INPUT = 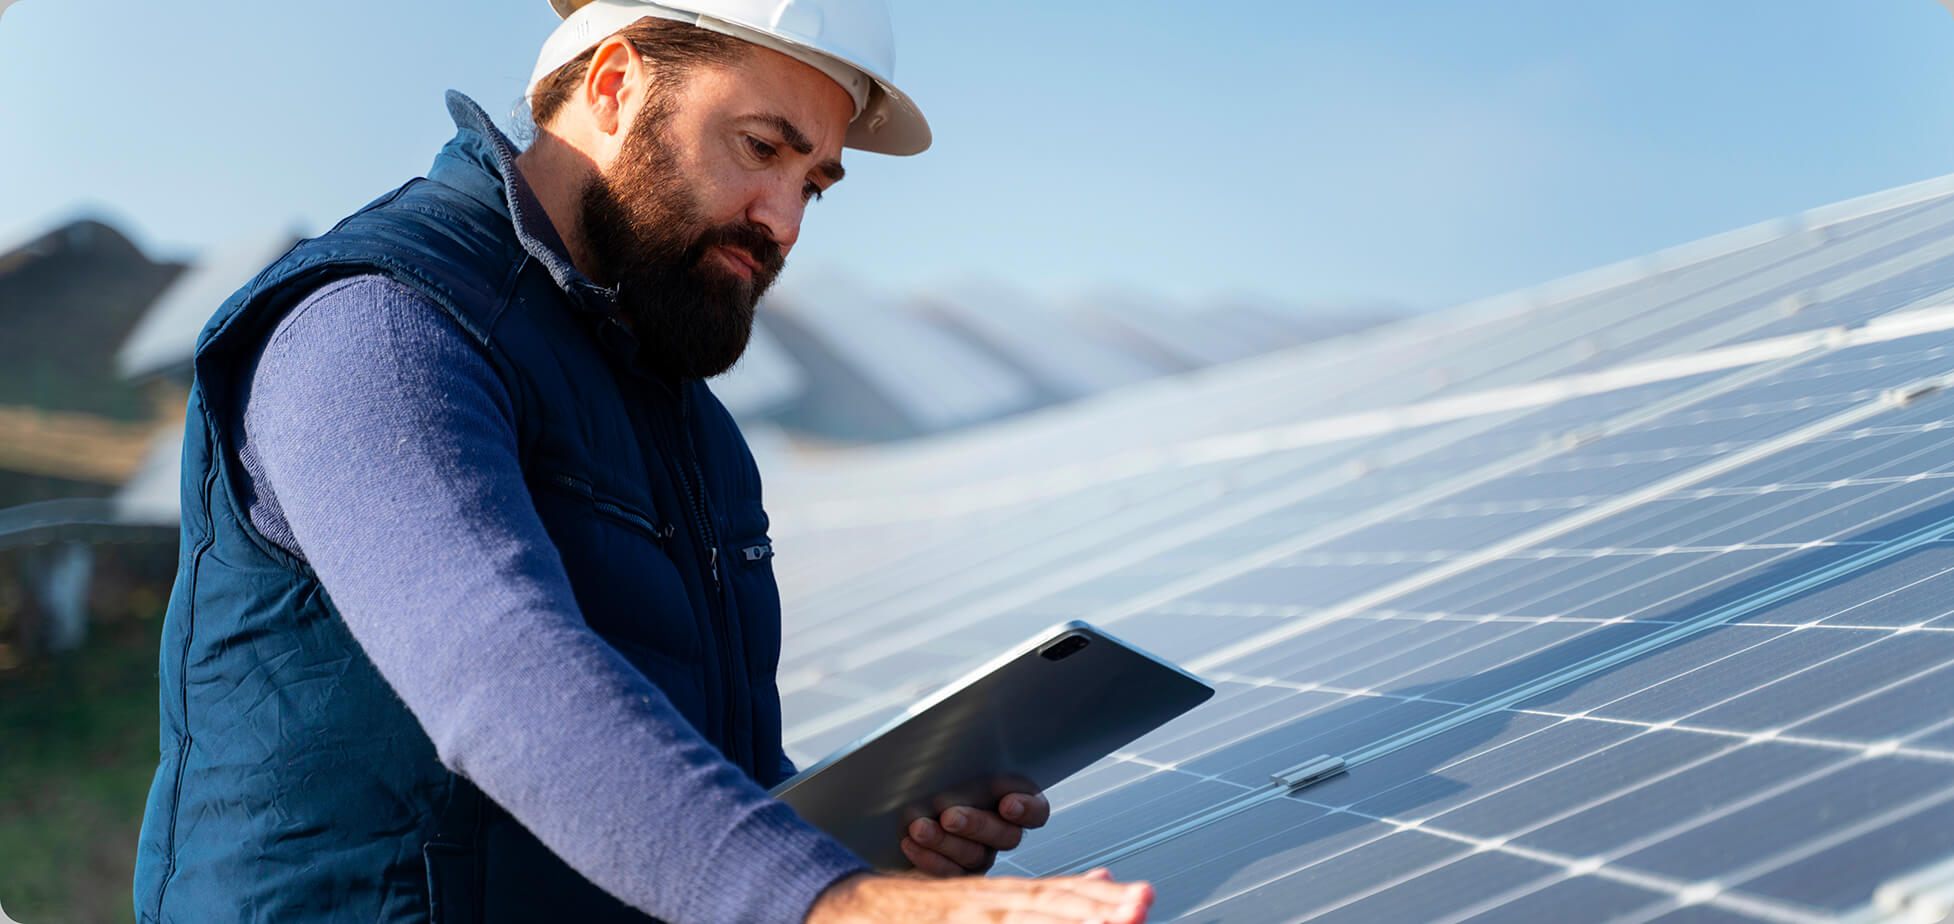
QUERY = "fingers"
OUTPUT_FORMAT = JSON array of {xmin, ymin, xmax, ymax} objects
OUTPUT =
[
  {"xmin": 908, "ymin": 817, "xmax": 998, "ymax": 873},
  {"xmin": 900, "ymin": 835, "xmax": 967, "ymax": 877},
  {"xmin": 813, "ymin": 869, "xmax": 1154, "ymax": 924},
  {"xmin": 998, "ymin": 791, "xmax": 1052, "ymax": 830},
  {"xmin": 940, "ymin": 805, "xmax": 1026, "ymax": 850},
  {"xmin": 982, "ymin": 874, "xmax": 1153, "ymax": 924}
]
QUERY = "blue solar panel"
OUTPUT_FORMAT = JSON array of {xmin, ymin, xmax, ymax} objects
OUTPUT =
[{"xmin": 770, "ymin": 181, "xmax": 1954, "ymax": 922}]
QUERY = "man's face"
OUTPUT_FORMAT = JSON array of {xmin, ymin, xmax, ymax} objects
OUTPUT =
[{"xmin": 577, "ymin": 45, "xmax": 853, "ymax": 382}]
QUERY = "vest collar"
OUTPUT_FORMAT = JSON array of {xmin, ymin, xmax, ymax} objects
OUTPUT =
[
  {"xmin": 431, "ymin": 91, "xmax": 626, "ymax": 313},
  {"xmin": 433, "ymin": 91, "xmax": 680, "ymax": 390}
]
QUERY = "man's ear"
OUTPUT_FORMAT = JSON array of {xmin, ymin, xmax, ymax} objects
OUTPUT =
[{"xmin": 581, "ymin": 35, "xmax": 642, "ymax": 137}]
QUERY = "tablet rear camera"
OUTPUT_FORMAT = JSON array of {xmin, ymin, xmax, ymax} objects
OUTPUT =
[{"xmin": 1041, "ymin": 635, "xmax": 1091, "ymax": 661}]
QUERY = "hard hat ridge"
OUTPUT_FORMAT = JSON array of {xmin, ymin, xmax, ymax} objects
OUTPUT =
[{"xmin": 531, "ymin": 0, "xmax": 930, "ymax": 156}]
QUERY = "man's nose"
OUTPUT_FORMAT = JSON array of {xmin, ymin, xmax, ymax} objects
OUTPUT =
[{"xmin": 745, "ymin": 184, "xmax": 804, "ymax": 253}]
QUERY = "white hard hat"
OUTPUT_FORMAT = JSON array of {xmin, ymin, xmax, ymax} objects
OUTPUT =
[{"xmin": 530, "ymin": 0, "xmax": 930, "ymax": 156}]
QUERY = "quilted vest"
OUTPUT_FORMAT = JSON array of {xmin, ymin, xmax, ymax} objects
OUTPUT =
[{"xmin": 134, "ymin": 92, "xmax": 789, "ymax": 923}]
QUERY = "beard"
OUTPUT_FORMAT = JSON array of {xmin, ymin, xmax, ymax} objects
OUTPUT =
[{"xmin": 576, "ymin": 99, "xmax": 785, "ymax": 381}]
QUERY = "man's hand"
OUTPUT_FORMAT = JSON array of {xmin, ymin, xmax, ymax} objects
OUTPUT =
[
  {"xmin": 901, "ymin": 791, "xmax": 1052, "ymax": 876},
  {"xmin": 806, "ymin": 868, "xmax": 1152, "ymax": 924}
]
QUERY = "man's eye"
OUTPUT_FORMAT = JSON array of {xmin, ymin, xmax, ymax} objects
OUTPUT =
[
  {"xmin": 747, "ymin": 136, "xmax": 777, "ymax": 159},
  {"xmin": 803, "ymin": 181, "xmax": 824, "ymax": 203}
]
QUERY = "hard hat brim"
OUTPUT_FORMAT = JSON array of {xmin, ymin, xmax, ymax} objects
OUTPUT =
[{"xmin": 847, "ymin": 76, "xmax": 930, "ymax": 156}]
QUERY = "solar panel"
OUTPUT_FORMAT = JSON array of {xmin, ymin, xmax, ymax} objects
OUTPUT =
[{"xmin": 769, "ymin": 178, "xmax": 1954, "ymax": 921}]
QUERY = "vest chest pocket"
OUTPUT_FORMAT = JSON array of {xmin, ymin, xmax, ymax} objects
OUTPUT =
[
  {"xmin": 724, "ymin": 504, "xmax": 783, "ymax": 676},
  {"xmin": 532, "ymin": 469, "xmax": 703, "ymax": 664}
]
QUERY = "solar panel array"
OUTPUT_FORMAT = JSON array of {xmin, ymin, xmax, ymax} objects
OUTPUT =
[{"xmin": 761, "ymin": 175, "xmax": 1954, "ymax": 922}]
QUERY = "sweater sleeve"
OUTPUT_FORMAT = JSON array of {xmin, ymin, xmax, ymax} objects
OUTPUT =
[{"xmin": 238, "ymin": 274, "xmax": 865, "ymax": 923}]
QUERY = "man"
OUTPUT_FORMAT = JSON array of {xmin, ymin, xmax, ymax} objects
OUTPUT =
[{"xmin": 132, "ymin": 1, "xmax": 1154, "ymax": 922}]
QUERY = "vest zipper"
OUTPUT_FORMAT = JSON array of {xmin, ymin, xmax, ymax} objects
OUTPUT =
[{"xmin": 676, "ymin": 393, "xmax": 741, "ymax": 764}]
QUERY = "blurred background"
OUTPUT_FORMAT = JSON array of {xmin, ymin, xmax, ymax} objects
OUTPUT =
[{"xmin": 5, "ymin": 1, "xmax": 1954, "ymax": 920}]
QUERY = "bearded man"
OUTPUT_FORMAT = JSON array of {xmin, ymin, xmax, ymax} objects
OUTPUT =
[{"xmin": 132, "ymin": 1, "xmax": 1153, "ymax": 922}]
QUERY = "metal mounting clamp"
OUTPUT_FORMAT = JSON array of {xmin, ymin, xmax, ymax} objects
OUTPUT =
[{"xmin": 1270, "ymin": 755, "xmax": 1346, "ymax": 790}]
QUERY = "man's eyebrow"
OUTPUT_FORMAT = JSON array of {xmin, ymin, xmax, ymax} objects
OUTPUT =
[
  {"xmin": 745, "ymin": 113, "xmax": 846, "ymax": 184},
  {"xmin": 750, "ymin": 113, "xmax": 815, "ymax": 155}
]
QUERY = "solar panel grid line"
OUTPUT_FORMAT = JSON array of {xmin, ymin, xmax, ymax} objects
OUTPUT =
[
  {"xmin": 1706, "ymin": 620, "xmax": 1954, "ymax": 633},
  {"xmin": 1183, "ymin": 373, "xmax": 1954, "ymax": 677},
  {"xmin": 1050, "ymin": 497, "xmax": 1954, "ymax": 880},
  {"xmin": 1511, "ymin": 701, "xmax": 1954, "ymax": 765},
  {"xmin": 1281, "ymin": 541, "xmax": 1878, "ymax": 568}
]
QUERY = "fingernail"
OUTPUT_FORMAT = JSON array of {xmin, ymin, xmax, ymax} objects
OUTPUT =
[
  {"xmin": 1002, "ymin": 798, "xmax": 1023, "ymax": 820},
  {"xmin": 945, "ymin": 810, "xmax": 967, "ymax": 833},
  {"xmin": 910, "ymin": 818, "xmax": 933, "ymax": 843}
]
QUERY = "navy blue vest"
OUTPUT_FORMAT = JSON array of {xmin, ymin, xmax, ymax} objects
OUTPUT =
[{"xmin": 134, "ymin": 93, "xmax": 790, "ymax": 923}]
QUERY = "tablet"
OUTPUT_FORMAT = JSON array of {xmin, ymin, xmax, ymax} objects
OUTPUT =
[{"xmin": 770, "ymin": 620, "xmax": 1215, "ymax": 870}]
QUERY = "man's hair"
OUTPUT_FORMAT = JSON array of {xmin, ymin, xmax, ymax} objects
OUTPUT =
[{"xmin": 529, "ymin": 18, "xmax": 746, "ymax": 129}]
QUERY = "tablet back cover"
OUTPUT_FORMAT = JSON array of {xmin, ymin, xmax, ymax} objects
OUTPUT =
[{"xmin": 772, "ymin": 622, "xmax": 1213, "ymax": 869}]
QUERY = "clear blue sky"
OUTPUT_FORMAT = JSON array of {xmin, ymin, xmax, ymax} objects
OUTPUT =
[{"xmin": 4, "ymin": 0, "xmax": 1953, "ymax": 310}]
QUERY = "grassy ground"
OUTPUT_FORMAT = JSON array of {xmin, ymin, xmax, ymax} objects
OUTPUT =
[{"xmin": 0, "ymin": 609, "xmax": 161, "ymax": 924}]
